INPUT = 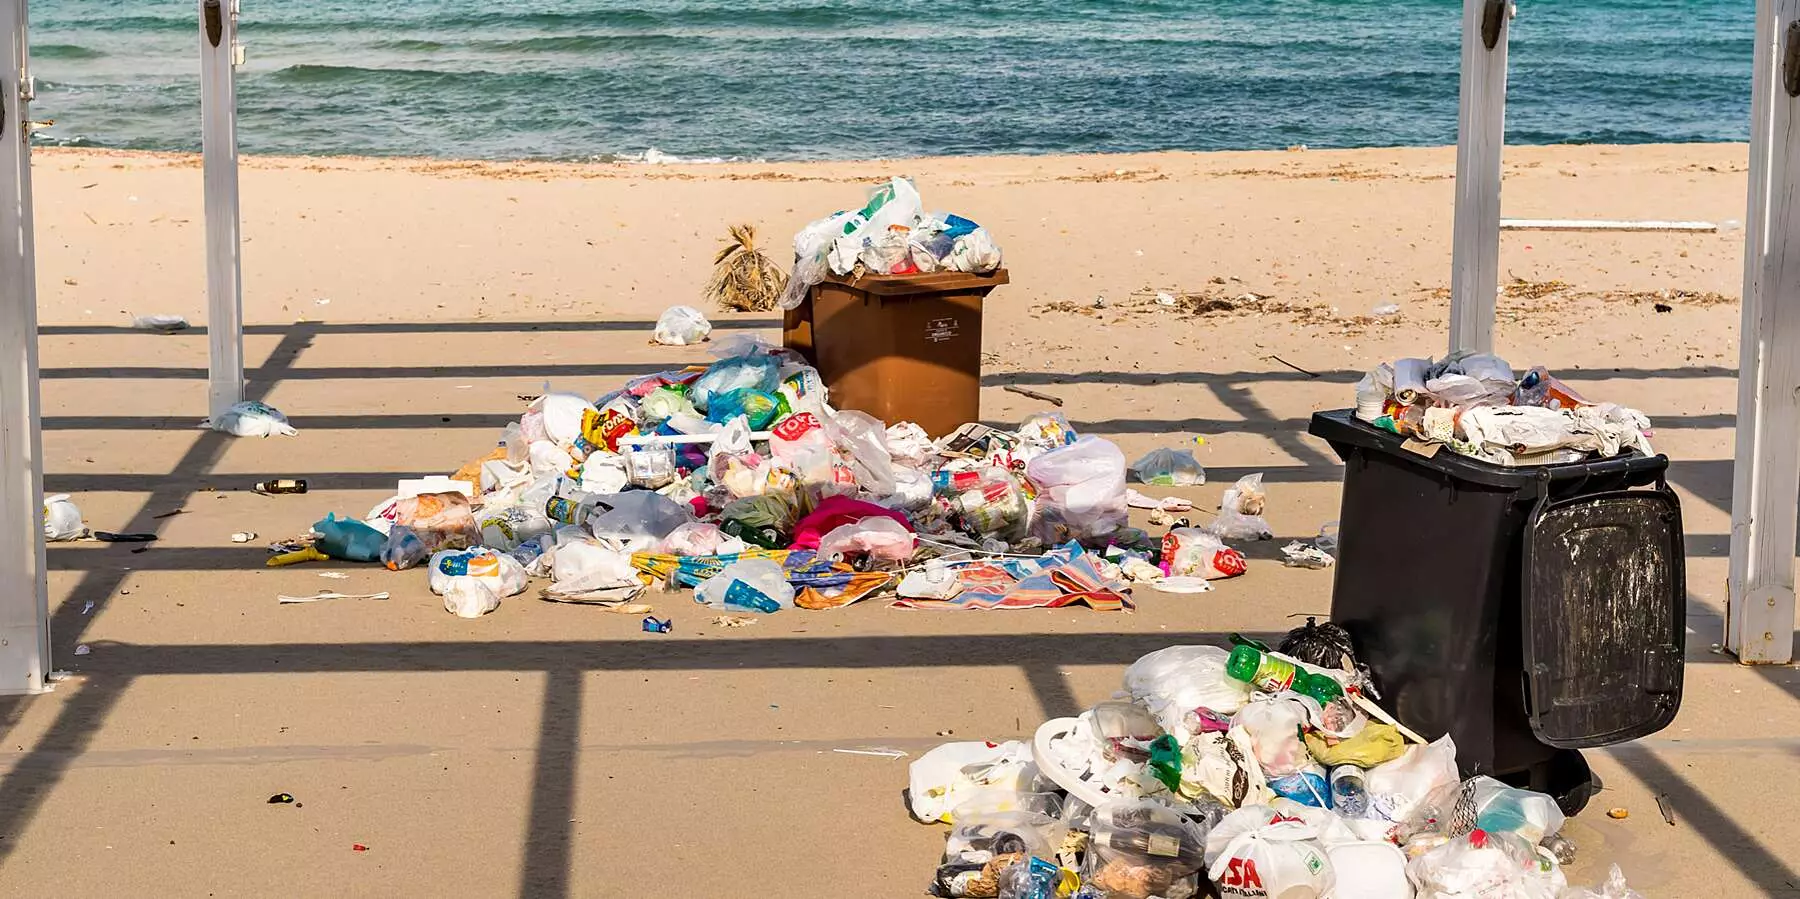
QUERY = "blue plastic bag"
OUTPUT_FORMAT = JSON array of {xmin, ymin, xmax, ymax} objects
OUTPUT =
[
  {"xmin": 314, "ymin": 513, "xmax": 386, "ymax": 563},
  {"xmin": 706, "ymin": 388, "xmax": 784, "ymax": 430},
  {"xmin": 690, "ymin": 353, "xmax": 778, "ymax": 412}
]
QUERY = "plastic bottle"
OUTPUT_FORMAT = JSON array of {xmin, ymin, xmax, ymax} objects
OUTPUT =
[
  {"xmin": 1225, "ymin": 637, "xmax": 1345, "ymax": 704},
  {"xmin": 1330, "ymin": 765, "xmax": 1370, "ymax": 818},
  {"xmin": 255, "ymin": 478, "xmax": 308, "ymax": 495}
]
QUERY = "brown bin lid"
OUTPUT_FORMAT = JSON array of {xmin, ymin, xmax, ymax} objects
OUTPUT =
[{"xmin": 821, "ymin": 268, "xmax": 1009, "ymax": 296}]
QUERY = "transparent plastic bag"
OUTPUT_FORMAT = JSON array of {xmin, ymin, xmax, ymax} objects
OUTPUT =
[
  {"xmin": 694, "ymin": 558, "xmax": 795, "ymax": 613},
  {"xmin": 1563, "ymin": 865, "xmax": 1644, "ymax": 899},
  {"xmin": 1160, "ymin": 528, "xmax": 1246, "ymax": 580},
  {"xmin": 816, "ymin": 517, "xmax": 915, "ymax": 564},
  {"xmin": 1234, "ymin": 697, "xmax": 1313, "ymax": 777},
  {"xmin": 1027, "ymin": 436, "xmax": 1129, "ymax": 544},
  {"xmin": 1130, "ymin": 448, "xmax": 1205, "ymax": 487},
  {"xmin": 1122, "ymin": 645, "xmax": 1251, "ymax": 736},
  {"xmin": 691, "ymin": 349, "xmax": 780, "ymax": 413},
  {"xmin": 1207, "ymin": 473, "xmax": 1272, "ymax": 540},
  {"xmin": 828, "ymin": 409, "xmax": 897, "ymax": 498},
  {"xmin": 652, "ymin": 304, "xmax": 712, "ymax": 346},
  {"xmin": 588, "ymin": 490, "xmax": 693, "ymax": 542},
  {"xmin": 1366, "ymin": 736, "xmax": 1459, "ymax": 826},
  {"xmin": 1406, "ymin": 829, "xmax": 1565, "ymax": 899},
  {"xmin": 908, "ymin": 740, "xmax": 1043, "ymax": 824},
  {"xmin": 1084, "ymin": 799, "xmax": 1210, "ymax": 899},
  {"xmin": 381, "ymin": 525, "xmax": 428, "ymax": 571}
]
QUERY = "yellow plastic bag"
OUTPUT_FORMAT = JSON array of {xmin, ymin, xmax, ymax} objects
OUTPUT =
[{"xmin": 1304, "ymin": 722, "xmax": 1406, "ymax": 768}]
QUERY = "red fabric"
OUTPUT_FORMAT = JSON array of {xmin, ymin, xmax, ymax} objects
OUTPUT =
[{"xmin": 789, "ymin": 495, "xmax": 912, "ymax": 550}]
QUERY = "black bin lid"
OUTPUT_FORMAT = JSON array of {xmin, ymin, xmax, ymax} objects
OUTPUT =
[{"xmin": 1521, "ymin": 489, "xmax": 1686, "ymax": 748}]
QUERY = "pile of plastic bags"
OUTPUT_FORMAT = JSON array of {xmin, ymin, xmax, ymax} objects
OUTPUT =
[
  {"xmin": 277, "ymin": 329, "xmax": 1268, "ymax": 617},
  {"xmin": 907, "ymin": 623, "xmax": 1643, "ymax": 899},
  {"xmin": 781, "ymin": 177, "xmax": 1005, "ymax": 309},
  {"xmin": 1354, "ymin": 352, "xmax": 1654, "ymax": 466}
]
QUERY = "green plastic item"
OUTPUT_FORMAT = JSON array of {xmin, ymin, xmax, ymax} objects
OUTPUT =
[
  {"xmin": 1148, "ymin": 734, "xmax": 1184, "ymax": 794},
  {"xmin": 1226, "ymin": 634, "xmax": 1344, "ymax": 705}
]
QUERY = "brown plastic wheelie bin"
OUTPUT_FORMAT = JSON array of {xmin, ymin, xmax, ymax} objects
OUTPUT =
[{"xmin": 783, "ymin": 269, "xmax": 1008, "ymax": 437}]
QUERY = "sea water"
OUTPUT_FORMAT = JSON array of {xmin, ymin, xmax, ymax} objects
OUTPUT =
[{"xmin": 29, "ymin": 0, "xmax": 1753, "ymax": 161}]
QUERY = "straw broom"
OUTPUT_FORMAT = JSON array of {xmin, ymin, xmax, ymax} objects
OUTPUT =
[{"xmin": 706, "ymin": 223, "xmax": 787, "ymax": 312}]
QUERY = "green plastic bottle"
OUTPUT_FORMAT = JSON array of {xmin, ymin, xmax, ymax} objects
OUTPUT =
[{"xmin": 1225, "ymin": 635, "xmax": 1345, "ymax": 705}]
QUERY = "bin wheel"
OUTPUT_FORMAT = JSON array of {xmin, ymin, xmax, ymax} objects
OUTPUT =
[{"xmin": 1546, "ymin": 748, "xmax": 1594, "ymax": 818}]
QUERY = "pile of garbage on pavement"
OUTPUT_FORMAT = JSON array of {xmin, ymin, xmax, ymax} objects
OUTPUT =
[
  {"xmin": 232, "ymin": 333, "xmax": 1266, "ymax": 619},
  {"xmin": 1354, "ymin": 353, "xmax": 1654, "ymax": 466},
  {"xmin": 908, "ymin": 621, "xmax": 1643, "ymax": 899}
]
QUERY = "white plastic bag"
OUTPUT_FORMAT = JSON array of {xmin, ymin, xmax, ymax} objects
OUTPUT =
[
  {"xmin": 655, "ymin": 521, "xmax": 744, "ymax": 557},
  {"xmin": 1122, "ymin": 646, "xmax": 1252, "ymax": 737},
  {"xmin": 1562, "ymin": 865, "xmax": 1644, "ymax": 899},
  {"xmin": 530, "ymin": 393, "xmax": 597, "ymax": 446},
  {"xmin": 587, "ymin": 490, "xmax": 693, "ymax": 542},
  {"xmin": 549, "ymin": 530, "xmax": 640, "ymax": 594},
  {"xmin": 948, "ymin": 227, "xmax": 1004, "ymax": 274},
  {"xmin": 886, "ymin": 421, "xmax": 936, "ymax": 468},
  {"xmin": 1326, "ymin": 841, "xmax": 1411, "ymax": 899},
  {"xmin": 1406, "ymin": 829, "xmax": 1565, "ymax": 899},
  {"xmin": 208, "ymin": 400, "xmax": 298, "ymax": 438},
  {"xmin": 1366, "ymin": 736, "xmax": 1460, "ymax": 825},
  {"xmin": 827, "ymin": 409, "xmax": 897, "ymax": 498},
  {"xmin": 1161, "ymin": 528, "xmax": 1248, "ymax": 580},
  {"xmin": 1234, "ymin": 697, "xmax": 1314, "ymax": 777},
  {"xmin": 1027, "ymin": 436, "xmax": 1129, "ymax": 544},
  {"xmin": 652, "ymin": 305, "xmax": 712, "ymax": 346},
  {"xmin": 42, "ymin": 494, "xmax": 84, "ymax": 541},
  {"xmin": 780, "ymin": 210, "xmax": 853, "ymax": 310},
  {"xmin": 908, "ymin": 740, "xmax": 1042, "ymax": 824},
  {"xmin": 1209, "ymin": 473, "xmax": 1273, "ymax": 540},
  {"xmin": 827, "ymin": 177, "xmax": 924, "ymax": 276},
  {"xmin": 427, "ymin": 548, "xmax": 528, "ymax": 618},
  {"xmin": 1130, "ymin": 447, "xmax": 1205, "ymax": 487},
  {"xmin": 816, "ymin": 517, "xmax": 915, "ymax": 563},
  {"xmin": 694, "ymin": 558, "xmax": 795, "ymax": 613},
  {"xmin": 1204, "ymin": 806, "xmax": 1335, "ymax": 899}
]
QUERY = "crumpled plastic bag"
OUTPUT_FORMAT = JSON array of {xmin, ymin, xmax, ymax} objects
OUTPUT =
[
  {"xmin": 652, "ymin": 304, "xmax": 712, "ymax": 346},
  {"xmin": 655, "ymin": 521, "xmax": 745, "ymax": 557},
  {"xmin": 1122, "ymin": 645, "xmax": 1251, "ymax": 738},
  {"xmin": 397, "ymin": 492, "xmax": 483, "ymax": 553},
  {"xmin": 43, "ymin": 494, "xmax": 84, "ymax": 541},
  {"xmin": 1208, "ymin": 473, "xmax": 1272, "ymax": 540},
  {"xmin": 908, "ymin": 740, "xmax": 1044, "ymax": 825},
  {"xmin": 691, "ymin": 341, "xmax": 780, "ymax": 413},
  {"xmin": 1406, "ymin": 828, "xmax": 1565, "ymax": 899},
  {"xmin": 587, "ymin": 490, "xmax": 693, "ymax": 542},
  {"xmin": 949, "ymin": 227, "xmax": 1004, "ymax": 274},
  {"xmin": 638, "ymin": 387, "xmax": 698, "ymax": 426},
  {"xmin": 1366, "ymin": 735, "xmax": 1459, "ymax": 826},
  {"xmin": 1204, "ymin": 807, "xmax": 1335, "ymax": 899},
  {"xmin": 1234, "ymin": 696, "xmax": 1314, "ymax": 777},
  {"xmin": 827, "ymin": 409, "xmax": 897, "ymax": 498},
  {"xmin": 428, "ymin": 548, "xmax": 528, "ymax": 618},
  {"xmin": 816, "ymin": 517, "xmax": 915, "ymax": 563},
  {"xmin": 381, "ymin": 525, "xmax": 428, "ymax": 571},
  {"xmin": 548, "ymin": 529, "xmax": 643, "ymax": 598},
  {"xmin": 478, "ymin": 503, "xmax": 555, "ymax": 553},
  {"xmin": 1161, "ymin": 528, "xmax": 1247, "ymax": 580},
  {"xmin": 826, "ymin": 177, "xmax": 924, "ymax": 276},
  {"xmin": 1086, "ymin": 799, "xmax": 1211, "ymax": 899},
  {"xmin": 886, "ymin": 421, "xmax": 936, "ymax": 468},
  {"xmin": 528, "ymin": 393, "xmax": 597, "ymax": 446},
  {"xmin": 207, "ymin": 400, "xmax": 298, "ymax": 438},
  {"xmin": 1028, "ymin": 436, "xmax": 1129, "ymax": 544},
  {"xmin": 1304, "ymin": 722, "xmax": 1406, "ymax": 769},
  {"xmin": 694, "ymin": 558, "xmax": 796, "ymax": 613},
  {"xmin": 1129, "ymin": 447, "xmax": 1205, "ymax": 487},
  {"xmin": 1562, "ymin": 865, "xmax": 1645, "ymax": 899}
]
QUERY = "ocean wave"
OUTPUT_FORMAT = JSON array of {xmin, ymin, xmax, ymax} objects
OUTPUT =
[
  {"xmin": 32, "ymin": 44, "xmax": 106, "ymax": 60},
  {"xmin": 368, "ymin": 38, "xmax": 449, "ymax": 52},
  {"xmin": 267, "ymin": 63, "xmax": 501, "ymax": 86}
]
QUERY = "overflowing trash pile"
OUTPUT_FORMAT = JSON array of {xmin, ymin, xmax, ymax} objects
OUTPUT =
[
  {"xmin": 266, "ymin": 334, "xmax": 1265, "ymax": 618},
  {"xmin": 781, "ymin": 176, "xmax": 1005, "ymax": 309},
  {"xmin": 908, "ymin": 622, "xmax": 1643, "ymax": 899},
  {"xmin": 1354, "ymin": 353, "xmax": 1654, "ymax": 466}
]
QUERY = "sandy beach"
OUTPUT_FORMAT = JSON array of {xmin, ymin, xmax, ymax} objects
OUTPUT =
[{"xmin": 3, "ymin": 143, "xmax": 1794, "ymax": 898}]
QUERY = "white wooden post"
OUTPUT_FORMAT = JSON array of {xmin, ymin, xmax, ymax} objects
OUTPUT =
[
  {"xmin": 1728, "ymin": 0, "xmax": 1800, "ymax": 665},
  {"xmin": 1447, "ymin": 0, "xmax": 1512, "ymax": 354},
  {"xmin": 200, "ymin": 0, "xmax": 243, "ymax": 421},
  {"xmin": 0, "ymin": 0, "xmax": 49, "ymax": 695}
]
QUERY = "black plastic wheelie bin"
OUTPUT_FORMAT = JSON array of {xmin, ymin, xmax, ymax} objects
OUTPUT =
[{"xmin": 1308, "ymin": 410, "xmax": 1686, "ymax": 816}]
